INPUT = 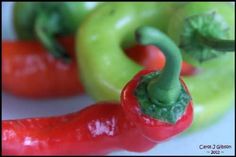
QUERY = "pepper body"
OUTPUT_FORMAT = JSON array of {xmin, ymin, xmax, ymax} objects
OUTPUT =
[
  {"xmin": 77, "ymin": 2, "xmax": 234, "ymax": 133},
  {"xmin": 167, "ymin": 2, "xmax": 235, "ymax": 132},
  {"xmin": 2, "ymin": 26, "xmax": 192, "ymax": 155},
  {"xmin": 3, "ymin": 27, "xmax": 192, "ymax": 154},
  {"xmin": 2, "ymin": 103, "xmax": 156, "ymax": 155},
  {"xmin": 124, "ymin": 26, "xmax": 193, "ymax": 141},
  {"xmin": 2, "ymin": 37, "xmax": 84, "ymax": 98},
  {"xmin": 183, "ymin": 54, "xmax": 234, "ymax": 132},
  {"xmin": 77, "ymin": 2, "xmax": 180, "ymax": 101},
  {"xmin": 168, "ymin": 2, "xmax": 235, "ymax": 64},
  {"xmin": 121, "ymin": 69, "xmax": 193, "ymax": 141}
]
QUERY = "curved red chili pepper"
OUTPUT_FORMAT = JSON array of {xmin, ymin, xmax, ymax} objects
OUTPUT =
[
  {"xmin": 2, "ymin": 27, "xmax": 195, "ymax": 155},
  {"xmin": 2, "ymin": 70, "xmax": 193, "ymax": 155},
  {"xmin": 2, "ymin": 102, "xmax": 156, "ymax": 155}
]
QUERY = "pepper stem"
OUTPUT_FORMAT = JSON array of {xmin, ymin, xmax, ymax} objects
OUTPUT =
[
  {"xmin": 196, "ymin": 32, "xmax": 235, "ymax": 52},
  {"xmin": 135, "ymin": 27, "xmax": 182, "ymax": 105},
  {"xmin": 35, "ymin": 13, "xmax": 70, "ymax": 63}
]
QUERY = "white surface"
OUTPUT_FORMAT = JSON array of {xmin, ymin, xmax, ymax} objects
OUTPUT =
[{"xmin": 2, "ymin": 2, "xmax": 235, "ymax": 156}]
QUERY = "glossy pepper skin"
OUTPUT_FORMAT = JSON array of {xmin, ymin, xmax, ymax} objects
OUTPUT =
[
  {"xmin": 2, "ymin": 102, "xmax": 156, "ymax": 155},
  {"xmin": 121, "ymin": 69, "xmax": 193, "ymax": 141},
  {"xmin": 13, "ymin": 2, "xmax": 101, "ymax": 61},
  {"xmin": 2, "ymin": 27, "xmax": 192, "ymax": 155},
  {"xmin": 77, "ymin": 2, "xmax": 234, "ymax": 133},
  {"xmin": 121, "ymin": 26, "xmax": 193, "ymax": 141},
  {"xmin": 2, "ymin": 37, "xmax": 84, "ymax": 98}
]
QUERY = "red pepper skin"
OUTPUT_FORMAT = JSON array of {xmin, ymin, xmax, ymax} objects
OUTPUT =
[
  {"xmin": 121, "ymin": 69, "xmax": 193, "ymax": 142},
  {"xmin": 125, "ymin": 45, "xmax": 197, "ymax": 76},
  {"xmin": 125, "ymin": 45, "xmax": 165, "ymax": 71},
  {"xmin": 2, "ymin": 37, "xmax": 84, "ymax": 98},
  {"xmin": 2, "ymin": 102, "xmax": 156, "ymax": 155},
  {"xmin": 181, "ymin": 62, "xmax": 197, "ymax": 76}
]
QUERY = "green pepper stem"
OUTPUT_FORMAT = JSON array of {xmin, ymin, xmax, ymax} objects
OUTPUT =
[
  {"xmin": 196, "ymin": 32, "xmax": 235, "ymax": 52},
  {"xmin": 135, "ymin": 27, "xmax": 182, "ymax": 105},
  {"xmin": 35, "ymin": 13, "xmax": 70, "ymax": 63}
]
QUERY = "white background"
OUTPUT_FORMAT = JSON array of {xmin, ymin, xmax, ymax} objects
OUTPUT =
[{"xmin": 2, "ymin": 2, "xmax": 235, "ymax": 156}]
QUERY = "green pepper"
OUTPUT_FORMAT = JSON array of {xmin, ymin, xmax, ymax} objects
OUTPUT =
[
  {"xmin": 77, "ymin": 2, "xmax": 234, "ymax": 133},
  {"xmin": 13, "ymin": 2, "xmax": 101, "ymax": 61},
  {"xmin": 77, "ymin": 2, "xmax": 182, "ymax": 100},
  {"xmin": 167, "ymin": 2, "xmax": 235, "ymax": 64},
  {"xmin": 167, "ymin": 2, "xmax": 235, "ymax": 133}
]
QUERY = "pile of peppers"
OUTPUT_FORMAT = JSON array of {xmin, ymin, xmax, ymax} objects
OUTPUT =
[{"xmin": 2, "ymin": 2, "xmax": 235, "ymax": 155}]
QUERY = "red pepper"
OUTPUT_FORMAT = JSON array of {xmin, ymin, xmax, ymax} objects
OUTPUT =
[
  {"xmin": 2, "ymin": 28, "xmax": 193, "ymax": 155},
  {"xmin": 121, "ymin": 69, "xmax": 193, "ymax": 141},
  {"xmin": 2, "ymin": 96, "xmax": 192, "ymax": 156},
  {"xmin": 2, "ymin": 37, "xmax": 196, "ymax": 98},
  {"xmin": 2, "ymin": 37, "xmax": 84, "ymax": 98},
  {"xmin": 121, "ymin": 26, "xmax": 193, "ymax": 142},
  {"xmin": 125, "ymin": 44, "xmax": 197, "ymax": 76},
  {"xmin": 2, "ymin": 102, "xmax": 156, "ymax": 155}
]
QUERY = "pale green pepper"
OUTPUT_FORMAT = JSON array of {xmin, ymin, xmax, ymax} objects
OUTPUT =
[
  {"xmin": 76, "ymin": 2, "xmax": 234, "ymax": 133},
  {"xmin": 167, "ymin": 2, "xmax": 235, "ymax": 132}
]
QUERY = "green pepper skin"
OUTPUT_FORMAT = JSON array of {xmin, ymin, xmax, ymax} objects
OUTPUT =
[
  {"xmin": 77, "ymin": 2, "xmax": 235, "ymax": 133},
  {"xmin": 77, "ymin": 2, "xmax": 181, "ymax": 101},
  {"xmin": 13, "ymin": 2, "xmax": 101, "ymax": 61},
  {"xmin": 13, "ymin": 2, "xmax": 100, "ymax": 39},
  {"xmin": 167, "ymin": 2, "xmax": 235, "ymax": 64},
  {"xmin": 168, "ymin": 2, "xmax": 235, "ymax": 43},
  {"xmin": 184, "ymin": 54, "xmax": 234, "ymax": 133},
  {"xmin": 167, "ymin": 2, "xmax": 235, "ymax": 133}
]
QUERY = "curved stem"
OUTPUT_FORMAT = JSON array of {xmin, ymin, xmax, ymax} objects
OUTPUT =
[
  {"xmin": 196, "ymin": 32, "xmax": 235, "ymax": 52},
  {"xmin": 135, "ymin": 27, "xmax": 182, "ymax": 104},
  {"xmin": 35, "ymin": 13, "xmax": 70, "ymax": 63}
]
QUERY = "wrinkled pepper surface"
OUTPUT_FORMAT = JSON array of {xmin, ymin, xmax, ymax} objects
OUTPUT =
[{"xmin": 77, "ymin": 2, "xmax": 235, "ymax": 133}]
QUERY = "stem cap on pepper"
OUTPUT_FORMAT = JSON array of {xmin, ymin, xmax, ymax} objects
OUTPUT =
[
  {"xmin": 121, "ymin": 69, "xmax": 193, "ymax": 142},
  {"xmin": 134, "ymin": 27, "xmax": 191, "ymax": 123},
  {"xmin": 167, "ymin": 2, "xmax": 235, "ymax": 64},
  {"xmin": 121, "ymin": 27, "xmax": 193, "ymax": 141}
]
